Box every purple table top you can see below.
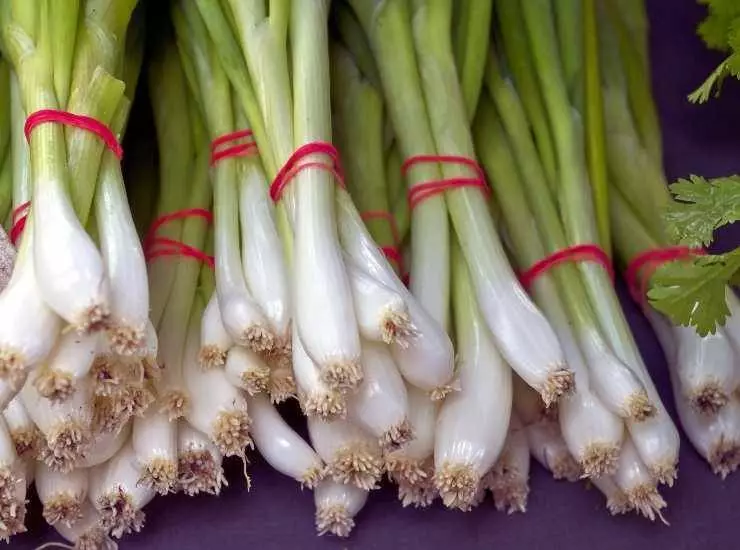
[16,1,740,549]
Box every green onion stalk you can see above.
[331,43,401,275]
[175,2,291,395]
[0,0,144,394]
[520,0,679,485]
[349,0,573,406]
[473,94,627,503]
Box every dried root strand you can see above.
[198,346,227,370]
[433,462,479,511]
[213,411,253,458]
[380,310,418,347]
[709,436,740,479]
[605,490,633,516]
[76,526,115,550]
[300,465,325,490]
[485,465,528,514]
[138,458,178,495]
[378,419,414,452]
[34,369,75,403]
[429,379,461,402]
[0,467,26,542]
[241,325,276,356]
[158,390,189,421]
[540,367,575,407]
[320,360,363,392]
[98,489,145,539]
[626,391,657,422]
[108,324,145,357]
[42,493,84,527]
[269,367,296,404]
[76,304,110,335]
[327,444,383,491]
[550,453,582,482]
[690,383,729,416]
[298,390,347,420]
[580,443,620,478]
[0,348,26,390]
[177,451,227,496]
[650,461,678,487]
[315,505,354,538]
[43,421,91,473]
[626,484,669,524]
[10,426,44,460]
[240,364,271,396]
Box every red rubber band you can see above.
[520,244,614,290]
[24,109,123,159]
[144,208,214,268]
[401,155,490,210]
[625,246,706,304]
[145,237,214,269]
[210,129,258,166]
[269,142,345,202]
[9,201,30,246]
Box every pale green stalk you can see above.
[333,2,381,89]
[349,0,450,329]
[0,60,9,158]
[583,0,610,256]
[522,0,653,377]
[554,0,582,107]
[9,71,29,214]
[386,145,409,244]
[452,0,493,120]
[148,40,194,326]
[604,0,662,165]
[193,0,275,176]
[331,43,398,272]
[482,58,605,346]
[50,0,79,107]
[597,6,669,242]
[62,0,139,223]
[494,0,558,191]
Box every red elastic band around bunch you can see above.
[625,246,706,304]
[269,142,345,203]
[11,111,123,247]
[519,244,614,290]
[9,201,30,247]
[401,155,490,210]
[210,129,257,166]
[361,210,405,274]
[144,208,214,269]
[24,109,123,159]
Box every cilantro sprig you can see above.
[649,3,740,335]
[690,0,740,102]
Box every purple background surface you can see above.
[15,1,740,549]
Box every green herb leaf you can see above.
[649,250,740,336]
[665,174,740,246]
[692,0,740,101]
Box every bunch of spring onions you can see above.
[598,0,740,480]
[0,0,738,546]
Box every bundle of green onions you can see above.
[0,0,738,546]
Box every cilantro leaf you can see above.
[692,0,740,101]
[649,250,740,336]
[664,175,740,246]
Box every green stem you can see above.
[49,0,79,107]
[480,62,604,351]
[349,0,450,328]
[605,0,662,165]
[333,2,381,89]
[583,0,610,256]
[494,0,558,192]
[522,0,645,370]
[452,0,493,119]
[331,42,398,272]
[553,0,583,108]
